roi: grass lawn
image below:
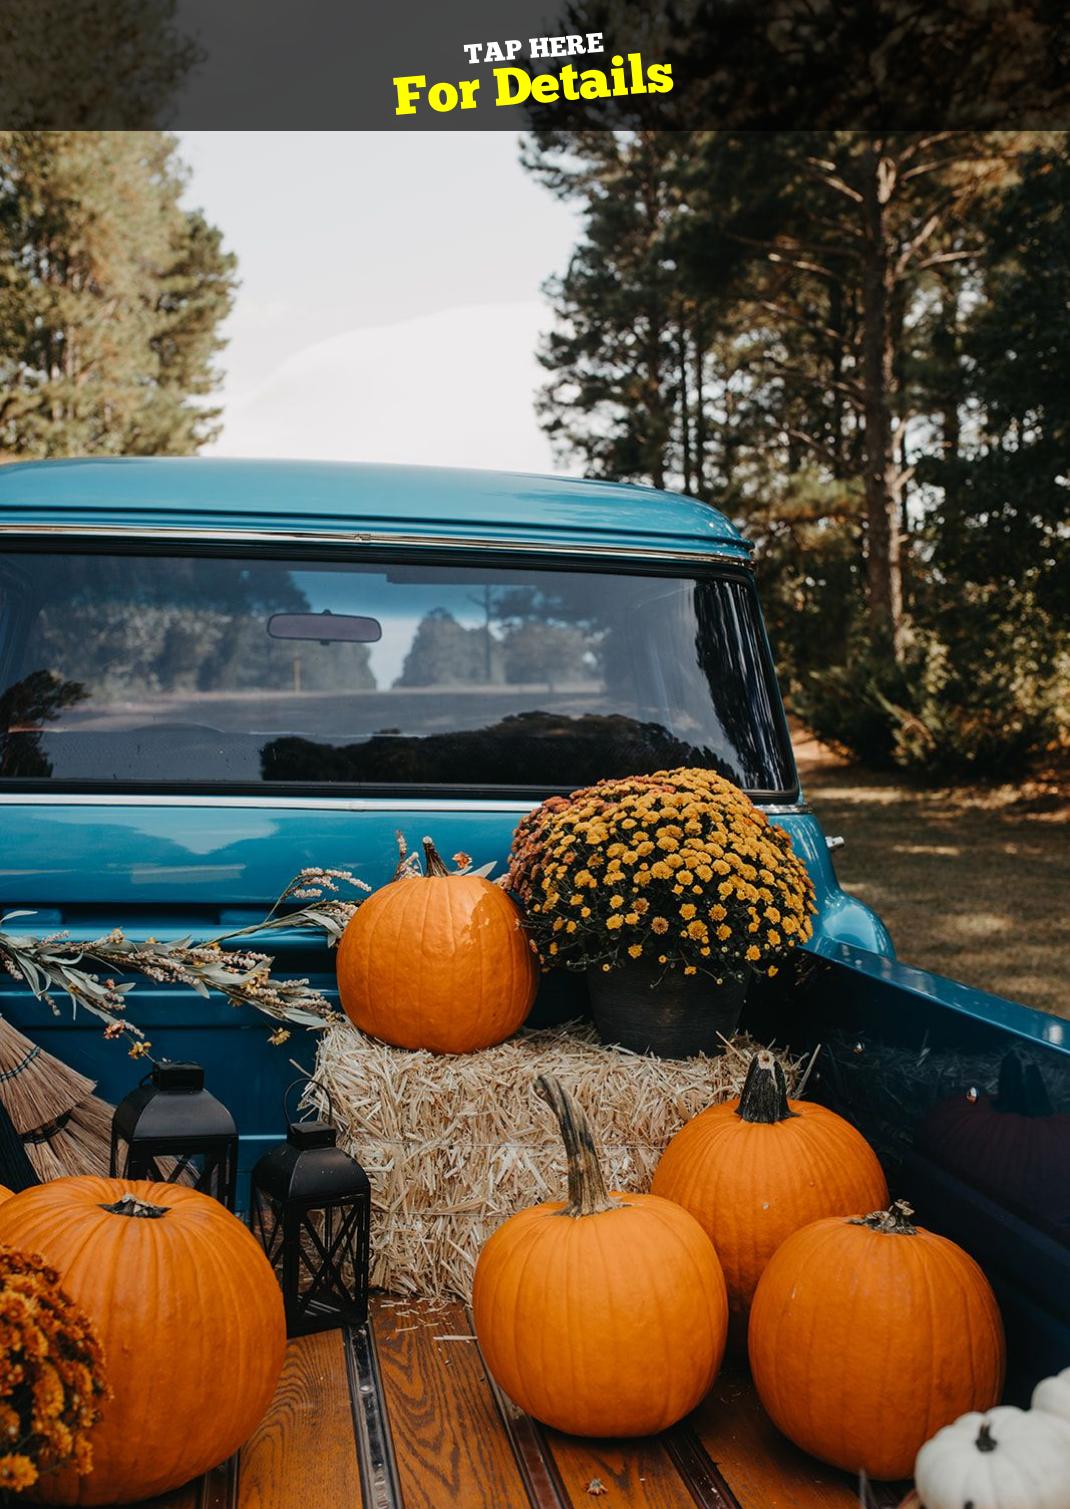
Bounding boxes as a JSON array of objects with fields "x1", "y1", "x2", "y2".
[{"x1": 795, "y1": 733, "x2": 1069, "y2": 1020}]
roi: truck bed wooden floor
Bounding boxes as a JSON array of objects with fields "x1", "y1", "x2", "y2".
[{"x1": 144, "y1": 1298, "x2": 900, "y2": 1508}]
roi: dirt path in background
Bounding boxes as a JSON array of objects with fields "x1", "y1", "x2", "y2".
[{"x1": 793, "y1": 730, "x2": 1070, "y2": 1019}]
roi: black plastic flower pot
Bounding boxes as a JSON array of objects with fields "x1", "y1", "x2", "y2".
[{"x1": 586, "y1": 958, "x2": 748, "y2": 1058}]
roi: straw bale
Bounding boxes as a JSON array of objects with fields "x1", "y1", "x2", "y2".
[{"x1": 312, "y1": 1019, "x2": 803, "y2": 1300}]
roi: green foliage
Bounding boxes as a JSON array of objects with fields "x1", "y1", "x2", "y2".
[
  {"x1": 0, "y1": 0, "x2": 199, "y2": 128},
  {"x1": 524, "y1": 129, "x2": 1070, "y2": 779},
  {"x1": 0, "y1": 132, "x2": 236, "y2": 459},
  {"x1": 798, "y1": 595, "x2": 1064, "y2": 779}
]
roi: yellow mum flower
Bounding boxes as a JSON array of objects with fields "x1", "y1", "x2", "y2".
[
  {"x1": 687, "y1": 920, "x2": 707, "y2": 941},
  {"x1": 716, "y1": 923, "x2": 731, "y2": 941},
  {"x1": 580, "y1": 906, "x2": 591, "y2": 918},
  {"x1": 679, "y1": 903, "x2": 697, "y2": 920},
  {"x1": 633, "y1": 897, "x2": 649, "y2": 915},
  {"x1": 624, "y1": 912, "x2": 639, "y2": 926},
  {"x1": 606, "y1": 915, "x2": 624, "y2": 930},
  {"x1": 677, "y1": 870, "x2": 693, "y2": 886},
  {"x1": 745, "y1": 945, "x2": 761, "y2": 962},
  {"x1": 651, "y1": 916, "x2": 669, "y2": 935},
  {"x1": 709, "y1": 903, "x2": 726, "y2": 921},
  {"x1": 650, "y1": 861, "x2": 672, "y2": 880},
  {"x1": 627, "y1": 944, "x2": 643, "y2": 959},
  {"x1": 767, "y1": 930, "x2": 781, "y2": 947},
  {"x1": 566, "y1": 920, "x2": 577, "y2": 933},
  {"x1": 657, "y1": 834, "x2": 680, "y2": 853},
  {"x1": 609, "y1": 895, "x2": 624, "y2": 909},
  {"x1": 683, "y1": 965, "x2": 698, "y2": 976}
]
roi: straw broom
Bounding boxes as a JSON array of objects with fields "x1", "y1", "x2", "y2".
[{"x1": 0, "y1": 1015, "x2": 114, "y2": 1182}]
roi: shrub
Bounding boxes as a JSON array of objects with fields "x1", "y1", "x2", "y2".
[{"x1": 797, "y1": 593, "x2": 1066, "y2": 779}]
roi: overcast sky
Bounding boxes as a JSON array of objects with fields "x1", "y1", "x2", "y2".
[{"x1": 178, "y1": 133, "x2": 581, "y2": 471}]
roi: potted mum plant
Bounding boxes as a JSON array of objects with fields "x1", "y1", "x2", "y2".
[
  {"x1": 0, "y1": 1242, "x2": 108, "y2": 1500},
  {"x1": 507, "y1": 767, "x2": 815, "y2": 1057}
]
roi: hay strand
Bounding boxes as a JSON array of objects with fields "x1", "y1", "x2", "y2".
[{"x1": 313, "y1": 1018, "x2": 804, "y2": 1300}]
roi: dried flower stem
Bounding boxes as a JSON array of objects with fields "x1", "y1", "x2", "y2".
[{"x1": 0, "y1": 868, "x2": 369, "y2": 1056}]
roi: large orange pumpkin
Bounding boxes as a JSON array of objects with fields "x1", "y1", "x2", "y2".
[
  {"x1": 473, "y1": 1075, "x2": 728, "y2": 1437},
  {"x1": 0, "y1": 1184, "x2": 12, "y2": 1203},
  {"x1": 748, "y1": 1200, "x2": 1005, "y2": 1480},
  {"x1": 0, "y1": 1175, "x2": 286, "y2": 1505},
  {"x1": 337, "y1": 837, "x2": 537, "y2": 1053},
  {"x1": 651, "y1": 1050, "x2": 888, "y2": 1330}
]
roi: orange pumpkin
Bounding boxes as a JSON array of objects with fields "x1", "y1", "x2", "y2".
[
  {"x1": 0, "y1": 1184, "x2": 12, "y2": 1203},
  {"x1": 651, "y1": 1050, "x2": 888, "y2": 1329},
  {"x1": 0, "y1": 1176, "x2": 286, "y2": 1505},
  {"x1": 748, "y1": 1200, "x2": 1005, "y2": 1480},
  {"x1": 337, "y1": 836, "x2": 537, "y2": 1053},
  {"x1": 473, "y1": 1075, "x2": 728, "y2": 1437}
]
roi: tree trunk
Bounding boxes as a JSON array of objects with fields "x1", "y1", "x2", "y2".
[
  {"x1": 859, "y1": 143, "x2": 905, "y2": 659},
  {"x1": 693, "y1": 320, "x2": 707, "y2": 498},
  {"x1": 678, "y1": 323, "x2": 692, "y2": 493}
]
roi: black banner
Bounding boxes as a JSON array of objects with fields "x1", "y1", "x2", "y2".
[{"x1": 1, "y1": 0, "x2": 1068, "y2": 129}]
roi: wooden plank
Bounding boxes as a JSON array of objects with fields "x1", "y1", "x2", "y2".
[
  {"x1": 239, "y1": 1330, "x2": 362, "y2": 1509},
  {"x1": 691, "y1": 1366, "x2": 863, "y2": 1509},
  {"x1": 546, "y1": 1429, "x2": 698, "y2": 1509},
  {"x1": 372, "y1": 1297, "x2": 532, "y2": 1508}
]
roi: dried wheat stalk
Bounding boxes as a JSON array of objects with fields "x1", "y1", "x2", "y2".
[{"x1": 0, "y1": 867, "x2": 368, "y2": 1056}]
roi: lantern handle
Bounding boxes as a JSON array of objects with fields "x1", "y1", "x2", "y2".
[{"x1": 283, "y1": 1075, "x2": 336, "y2": 1128}]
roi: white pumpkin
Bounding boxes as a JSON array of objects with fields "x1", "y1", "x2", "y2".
[
  {"x1": 914, "y1": 1406, "x2": 1070, "y2": 1509},
  {"x1": 1032, "y1": 1367, "x2": 1070, "y2": 1431}
]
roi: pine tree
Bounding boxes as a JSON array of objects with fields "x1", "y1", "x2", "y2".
[{"x1": 0, "y1": 132, "x2": 236, "y2": 459}]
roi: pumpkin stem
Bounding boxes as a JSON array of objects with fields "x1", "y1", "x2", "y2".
[
  {"x1": 736, "y1": 1050, "x2": 798, "y2": 1124},
  {"x1": 100, "y1": 1194, "x2": 169, "y2": 1220},
  {"x1": 421, "y1": 837, "x2": 451, "y2": 878},
  {"x1": 975, "y1": 1421, "x2": 997, "y2": 1453},
  {"x1": 535, "y1": 1075, "x2": 619, "y2": 1218},
  {"x1": 850, "y1": 1199, "x2": 917, "y2": 1235}
]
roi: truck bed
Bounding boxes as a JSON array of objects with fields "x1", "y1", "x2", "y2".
[{"x1": 143, "y1": 1298, "x2": 903, "y2": 1509}]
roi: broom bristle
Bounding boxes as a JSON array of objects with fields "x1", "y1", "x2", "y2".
[
  {"x1": 0, "y1": 1017, "x2": 96, "y2": 1134},
  {"x1": 22, "y1": 1094, "x2": 114, "y2": 1182}
]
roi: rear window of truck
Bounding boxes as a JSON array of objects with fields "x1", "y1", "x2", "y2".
[{"x1": 0, "y1": 551, "x2": 796, "y2": 797}]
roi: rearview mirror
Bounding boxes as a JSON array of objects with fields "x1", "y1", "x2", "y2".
[{"x1": 267, "y1": 611, "x2": 382, "y2": 644}]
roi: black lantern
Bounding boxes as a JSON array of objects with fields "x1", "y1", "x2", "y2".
[
  {"x1": 249, "y1": 1082, "x2": 371, "y2": 1336},
  {"x1": 110, "y1": 1061, "x2": 238, "y2": 1210}
]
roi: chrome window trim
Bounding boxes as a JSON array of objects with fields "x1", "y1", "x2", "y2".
[
  {"x1": 0, "y1": 521, "x2": 749, "y2": 566},
  {"x1": 0, "y1": 792, "x2": 812, "y2": 816}
]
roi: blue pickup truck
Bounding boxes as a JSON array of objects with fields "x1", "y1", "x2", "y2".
[{"x1": 0, "y1": 456, "x2": 1065, "y2": 1425}]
